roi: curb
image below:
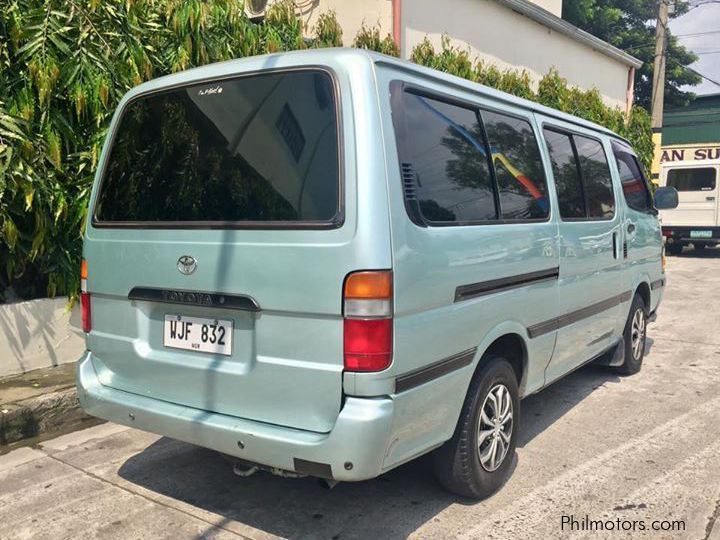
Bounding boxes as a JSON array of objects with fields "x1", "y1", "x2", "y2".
[{"x1": 0, "y1": 386, "x2": 96, "y2": 447}]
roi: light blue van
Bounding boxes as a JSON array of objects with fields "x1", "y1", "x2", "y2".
[{"x1": 76, "y1": 49, "x2": 678, "y2": 498}]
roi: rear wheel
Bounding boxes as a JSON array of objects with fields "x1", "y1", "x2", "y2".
[
  {"x1": 666, "y1": 243, "x2": 682, "y2": 255},
  {"x1": 616, "y1": 294, "x2": 647, "y2": 376},
  {"x1": 433, "y1": 357, "x2": 519, "y2": 498}
]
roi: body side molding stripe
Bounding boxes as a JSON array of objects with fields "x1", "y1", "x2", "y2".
[
  {"x1": 455, "y1": 267, "x2": 560, "y2": 303},
  {"x1": 527, "y1": 291, "x2": 632, "y2": 338},
  {"x1": 395, "y1": 348, "x2": 477, "y2": 393},
  {"x1": 128, "y1": 287, "x2": 260, "y2": 312}
]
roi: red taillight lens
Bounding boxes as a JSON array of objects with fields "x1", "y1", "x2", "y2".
[
  {"x1": 81, "y1": 292, "x2": 91, "y2": 333},
  {"x1": 662, "y1": 228, "x2": 672, "y2": 237},
  {"x1": 343, "y1": 318, "x2": 392, "y2": 372},
  {"x1": 80, "y1": 259, "x2": 91, "y2": 333},
  {"x1": 343, "y1": 270, "x2": 393, "y2": 372}
]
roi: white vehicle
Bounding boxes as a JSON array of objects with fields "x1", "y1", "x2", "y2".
[{"x1": 659, "y1": 159, "x2": 719, "y2": 254}]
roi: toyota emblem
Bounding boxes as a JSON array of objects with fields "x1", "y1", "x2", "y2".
[{"x1": 177, "y1": 255, "x2": 197, "y2": 275}]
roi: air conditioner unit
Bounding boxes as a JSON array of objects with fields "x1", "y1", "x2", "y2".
[{"x1": 246, "y1": 0, "x2": 270, "y2": 21}]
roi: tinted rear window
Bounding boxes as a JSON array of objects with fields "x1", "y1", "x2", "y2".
[
  {"x1": 94, "y1": 70, "x2": 340, "y2": 226},
  {"x1": 396, "y1": 92, "x2": 496, "y2": 223},
  {"x1": 667, "y1": 167, "x2": 717, "y2": 191}
]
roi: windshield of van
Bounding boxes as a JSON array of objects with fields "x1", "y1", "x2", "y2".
[{"x1": 94, "y1": 70, "x2": 340, "y2": 226}]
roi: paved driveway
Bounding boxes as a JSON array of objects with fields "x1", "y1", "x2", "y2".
[{"x1": 1, "y1": 251, "x2": 719, "y2": 540}]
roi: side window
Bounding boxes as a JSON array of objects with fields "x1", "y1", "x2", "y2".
[
  {"x1": 667, "y1": 167, "x2": 717, "y2": 191},
  {"x1": 394, "y1": 91, "x2": 496, "y2": 224},
  {"x1": 573, "y1": 135, "x2": 615, "y2": 219},
  {"x1": 481, "y1": 110, "x2": 550, "y2": 220},
  {"x1": 611, "y1": 141, "x2": 653, "y2": 212},
  {"x1": 543, "y1": 128, "x2": 585, "y2": 219}
]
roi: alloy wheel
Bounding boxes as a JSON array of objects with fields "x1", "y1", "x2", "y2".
[{"x1": 477, "y1": 383, "x2": 513, "y2": 472}]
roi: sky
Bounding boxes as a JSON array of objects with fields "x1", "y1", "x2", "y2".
[{"x1": 669, "y1": 1, "x2": 720, "y2": 95}]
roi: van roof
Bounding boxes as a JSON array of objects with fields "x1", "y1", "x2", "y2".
[{"x1": 124, "y1": 48, "x2": 623, "y2": 141}]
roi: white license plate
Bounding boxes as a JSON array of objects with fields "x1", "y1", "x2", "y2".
[
  {"x1": 690, "y1": 230, "x2": 712, "y2": 238},
  {"x1": 163, "y1": 314, "x2": 232, "y2": 355}
]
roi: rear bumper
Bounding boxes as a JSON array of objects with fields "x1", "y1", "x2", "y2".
[
  {"x1": 663, "y1": 226, "x2": 720, "y2": 244},
  {"x1": 76, "y1": 351, "x2": 394, "y2": 481}
]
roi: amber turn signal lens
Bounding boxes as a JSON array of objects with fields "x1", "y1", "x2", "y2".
[
  {"x1": 80, "y1": 259, "x2": 88, "y2": 280},
  {"x1": 344, "y1": 271, "x2": 392, "y2": 299}
]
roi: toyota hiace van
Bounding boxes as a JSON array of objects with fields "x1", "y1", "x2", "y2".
[{"x1": 77, "y1": 49, "x2": 678, "y2": 498}]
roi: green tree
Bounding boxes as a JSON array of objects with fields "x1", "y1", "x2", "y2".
[
  {"x1": 0, "y1": 0, "x2": 324, "y2": 302},
  {"x1": 562, "y1": 0, "x2": 701, "y2": 109}
]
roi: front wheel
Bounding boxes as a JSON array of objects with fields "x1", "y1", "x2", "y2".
[
  {"x1": 616, "y1": 294, "x2": 647, "y2": 376},
  {"x1": 433, "y1": 357, "x2": 519, "y2": 498}
]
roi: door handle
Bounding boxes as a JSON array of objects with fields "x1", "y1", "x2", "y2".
[
  {"x1": 627, "y1": 223, "x2": 636, "y2": 234},
  {"x1": 612, "y1": 232, "x2": 618, "y2": 259},
  {"x1": 707, "y1": 196, "x2": 716, "y2": 201}
]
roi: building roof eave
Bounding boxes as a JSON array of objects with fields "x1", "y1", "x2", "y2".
[{"x1": 494, "y1": 0, "x2": 643, "y2": 69}]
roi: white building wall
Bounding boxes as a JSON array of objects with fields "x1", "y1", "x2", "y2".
[
  {"x1": 299, "y1": 0, "x2": 393, "y2": 46},
  {"x1": 299, "y1": 0, "x2": 631, "y2": 110},
  {"x1": 0, "y1": 298, "x2": 84, "y2": 377},
  {"x1": 531, "y1": 0, "x2": 561, "y2": 17},
  {"x1": 403, "y1": 0, "x2": 629, "y2": 109}
]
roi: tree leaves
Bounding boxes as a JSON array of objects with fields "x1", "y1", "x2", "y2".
[{"x1": 562, "y1": 0, "x2": 701, "y2": 109}]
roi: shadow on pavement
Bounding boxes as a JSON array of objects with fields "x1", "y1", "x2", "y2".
[
  {"x1": 117, "y1": 357, "x2": 647, "y2": 538},
  {"x1": 669, "y1": 245, "x2": 720, "y2": 259}
]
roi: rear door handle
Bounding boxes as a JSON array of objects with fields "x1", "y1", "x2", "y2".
[
  {"x1": 627, "y1": 223, "x2": 636, "y2": 234},
  {"x1": 612, "y1": 232, "x2": 618, "y2": 259},
  {"x1": 707, "y1": 196, "x2": 716, "y2": 201}
]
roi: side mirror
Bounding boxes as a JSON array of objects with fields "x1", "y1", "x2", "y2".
[{"x1": 654, "y1": 186, "x2": 679, "y2": 210}]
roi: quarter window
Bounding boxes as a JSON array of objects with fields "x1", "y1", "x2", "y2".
[
  {"x1": 573, "y1": 135, "x2": 615, "y2": 219},
  {"x1": 667, "y1": 167, "x2": 717, "y2": 191},
  {"x1": 481, "y1": 110, "x2": 550, "y2": 219},
  {"x1": 393, "y1": 91, "x2": 496, "y2": 224},
  {"x1": 543, "y1": 129, "x2": 585, "y2": 219}
]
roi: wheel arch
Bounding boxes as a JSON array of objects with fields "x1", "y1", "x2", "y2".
[
  {"x1": 634, "y1": 280, "x2": 651, "y2": 313},
  {"x1": 470, "y1": 322, "x2": 529, "y2": 397}
]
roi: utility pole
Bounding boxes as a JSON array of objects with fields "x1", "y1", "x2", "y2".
[{"x1": 650, "y1": 0, "x2": 670, "y2": 183}]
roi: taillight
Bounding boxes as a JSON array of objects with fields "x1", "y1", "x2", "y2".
[
  {"x1": 662, "y1": 228, "x2": 672, "y2": 237},
  {"x1": 343, "y1": 270, "x2": 392, "y2": 372},
  {"x1": 80, "y1": 259, "x2": 91, "y2": 333}
]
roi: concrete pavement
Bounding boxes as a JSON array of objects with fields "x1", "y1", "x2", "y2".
[{"x1": 1, "y1": 251, "x2": 719, "y2": 539}]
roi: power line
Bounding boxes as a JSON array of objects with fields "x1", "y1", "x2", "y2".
[
  {"x1": 687, "y1": 66, "x2": 720, "y2": 88},
  {"x1": 675, "y1": 29, "x2": 720, "y2": 38}
]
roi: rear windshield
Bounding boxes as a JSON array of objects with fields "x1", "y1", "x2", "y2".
[
  {"x1": 666, "y1": 167, "x2": 716, "y2": 192},
  {"x1": 94, "y1": 70, "x2": 341, "y2": 227}
]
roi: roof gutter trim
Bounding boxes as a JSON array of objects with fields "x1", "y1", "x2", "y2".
[{"x1": 495, "y1": 0, "x2": 643, "y2": 69}]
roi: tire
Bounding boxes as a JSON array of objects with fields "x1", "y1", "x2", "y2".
[
  {"x1": 616, "y1": 294, "x2": 647, "y2": 376},
  {"x1": 666, "y1": 243, "x2": 682, "y2": 255},
  {"x1": 433, "y1": 356, "x2": 519, "y2": 499}
]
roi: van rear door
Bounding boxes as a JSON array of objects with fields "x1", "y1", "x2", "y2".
[
  {"x1": 83, "y1": 67, "x2": 386, "y2": 433},
  {"x1": 661, "y1": 165, "x2": 719, "y2": 226}
]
